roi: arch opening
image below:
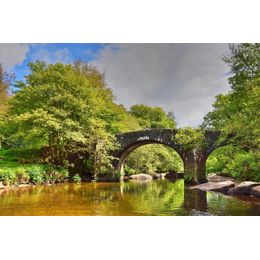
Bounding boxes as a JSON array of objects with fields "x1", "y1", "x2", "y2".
[{"x1": 117, "y1": 142, "x2": 184, "y2": 177}]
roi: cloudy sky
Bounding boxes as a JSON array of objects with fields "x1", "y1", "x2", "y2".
[{"x1": 0, "y1": 43, "x2": 231, "y2": 127}]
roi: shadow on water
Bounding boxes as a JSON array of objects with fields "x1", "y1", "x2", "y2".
[{"x1": 0, "y1": 179, "x2": 259, "y2": 216}]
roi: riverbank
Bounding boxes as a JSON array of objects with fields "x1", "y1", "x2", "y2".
[
  {"x1": 191, "y1": 174, "x2": 260, "y2": 197},
  {"x1": 1, "y1": 173, "x2": 260, "y2": 199}
]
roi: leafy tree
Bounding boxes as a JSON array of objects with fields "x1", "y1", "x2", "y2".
[
  {"x1": 203, "y1": 43, "x2": 260, "y2": 181},
  {"x1": 175, "y1": 127, "x2": 205, "y2": 150},
  {"x1": 223, "y1": 43, "x2": 260, "y2": 89},
  {"x1": 124, "y1": 144, "x2": 183, "y2": 174},
  {"x1": 8, "y1": 62, "x2": 118, "y2": 177},
  {"x1": 203, "y1": 44, "x2": 260, "y2": 151},
  {"x1": 130, "y1": 104, "x2": 176, "y2": 129},
  {"x1": 0, "y1": 64, "x2": 14, "y2": 148}
]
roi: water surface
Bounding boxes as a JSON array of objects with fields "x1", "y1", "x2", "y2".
[{"x1": 0, "y1": 179, "x2": 259, "y2": 216}]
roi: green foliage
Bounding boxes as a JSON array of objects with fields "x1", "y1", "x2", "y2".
[
  {"x1": 27, "y1": 165, "x2": 45, "y2": 184},
  {"x1": 0, "y1": 169, "x2": 17, "y2": 185},
  {"x1": 124, "y1": 144, "x2": 183, "y2": 174},
  {"x1": 6, "y1": 61, "x2": 125, "y2": 176},
  {"x1": 223, "y1": 43, "x2": 260, "y2": 89},
  {"x1": 130, "y1": 104, "x2": 176, "y2": 129},
  {"x1": 175, "y1": 127, "x2": 205, "y2": 150},
  {"x1": 42, "y1": 165, "x2": 69, "y2": 183},
  {"x1": 206, "y1": 146, "x2": 260, "y2": 182},
  {"x1": 203, "y1": 43, "x2": 260, "y2": 181},
  {"x1": 14, "y1": 168, "x2": 30, "y2": 184},
  {"x1": 72, "y1": 174, "x2": 81, "y2": 183}
]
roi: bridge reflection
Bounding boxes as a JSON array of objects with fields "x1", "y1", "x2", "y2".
[{"x1": 184, "y1": 188, "x2": 207, "y2": 213}]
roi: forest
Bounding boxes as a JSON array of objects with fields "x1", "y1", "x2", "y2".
[{"x1": 0, "y1": 43, "x2": 259, "y2": 186}]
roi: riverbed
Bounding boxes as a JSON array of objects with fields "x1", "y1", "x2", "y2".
[{"x1": 0, "y1": 179, "x2": 259, "y2": 216}]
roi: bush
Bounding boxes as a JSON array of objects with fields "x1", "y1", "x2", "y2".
[
  {"x1": 43, "y1": 165, "x2": 69, "y2": 183},
  {"x1": 27, "y1": 165, "x2": 44, "y2": 184},
  {"x1": 72, "y1": 174, "x2": 81, "y2": 183},
  {"x1": 227, "y1": 153, "x2": 259, "y2": 181},
  {"x1": 0, "y1": 169, "x2": 18, "y2": 185},
  {"x1": 14, "y1": 168, "x2": 30, "y2": 184}
]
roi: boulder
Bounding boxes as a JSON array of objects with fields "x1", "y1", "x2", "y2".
[
  {"x1": 152, "y1": 174, "x2": 160, "y2": 180},
  {"x1": 251, "y1": 185, "x2": 260, "y2": 197},
  {"x1": 96, "y1": 175, "x2": 119, "y2": 182},
  {"x1": 191, "y1": 181, "x2": 235, "y2": 193},
  {"x1": 207, "y1": 173, "x2": 234, "y2": 182},
  {"x1": 228, "y1": 181, "x2": 259, "y2": 195},
  {"x1": 129, "y1": 174, "x2": 153, "y2": 181},
  {"x1": 165, "y1": 172, "x2": 178, "y2": 180},
  {"x1": 152, "y1": 173, "x2": 166, "y2": 179},
  {"x1": 0, "y1": 181, "x2": 8, "y2": 190}
]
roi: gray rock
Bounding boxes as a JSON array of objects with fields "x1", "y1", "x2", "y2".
[
  {"x1": 96, "y1": 175, "x2": 119, "y2": 182},
  {"x1": 191, "y1": 181, "x2": 235, "y2": 193},
  {"x1": 228, "y1": 181, "x2": 259, "y2": 195},
  {"x1": 129, "y1": 174, "x2": 153, "y2": 181},
  {"x1": 0, "y1": 181, "x2": 8, "y2": 189},
  {"x1": 152, "y1": 173, "x2": 166, "y2": 179},
  {"x1": 207, "y1": 173, "x2": 234, "y2": 182},
  {"x1": 152, "y1": 174, "x2": 160, "y2": 180},
  {"x1": 251, "y1": 185, "x2": 260, "y2": 197}
]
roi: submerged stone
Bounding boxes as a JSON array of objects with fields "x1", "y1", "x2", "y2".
[
  {"x1": 191, "y1": 181, "x2": 235, "y2": 193},
  {"x1": 228, "y1": 181, "x2": 259, "y2": 195},
  {"x1": 251, "y1": 186, "x2": 260, "y2": 197},
  {"x1": 0, "y1": 182, "x2": 8, "y2": 190},
  {"x1": 129, "y1": 174, "x2": 153, "y2": 181}
]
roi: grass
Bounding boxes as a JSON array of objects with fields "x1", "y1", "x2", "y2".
[{"x1": 0, "y1": 148, "x2": 41, "y2": 170}]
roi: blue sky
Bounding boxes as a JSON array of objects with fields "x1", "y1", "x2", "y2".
[
  {"x1": 11, "y1": 43, "x2": 107, "y2": 82},
  {"x1": 0, "y1": 43, "x2": 230, "y2": 127}
]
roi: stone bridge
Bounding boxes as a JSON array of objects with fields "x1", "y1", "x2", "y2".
[{"x1": 115, "y1": 129, "x2": 227, "y2": 184}]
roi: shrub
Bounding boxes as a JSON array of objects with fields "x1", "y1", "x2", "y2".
[
  {"x1": 27, "y1": 165, "x2": 44, "y2": 184},
  {"x1": 42, "y1": 165, "x2": 69, "y2": 183},
  {"x1": 14, "y1": 168, "x2": 30, "y2": 184},
  {"x1": 0, "y1": 169, "x2": 18, "y2": 185},
  {"x1": 227, "y1": 152, "x2": 259, "y2": 181},
  {"x1": 72, "y1": 174, "x2": 81, "y2": 183}
]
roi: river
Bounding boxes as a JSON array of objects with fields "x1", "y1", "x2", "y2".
[{"x1": 0, "y1": 179, "x2": 259, "y2": 216}]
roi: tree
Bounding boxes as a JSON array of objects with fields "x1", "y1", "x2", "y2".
[
  {"x1": 0, "y1": 63, "x2": 14, "y2": 148},
  {"x1": 223, "y1": 43, "x2": 260, "y2": 89},
  {"x1": 124, "y1": 144, "x2": 183, "y2": 174},
  {"x1": 130, "y1": 104, "x2": 176, "y2": 129},
  {"x1": 202, "y1": 43, "x2": 260, "y2": 181},
  {"x1": 203, "y1": 44, "x2": 260, "y2": 152},
  {"x1": 8, "y1": 62, "x2": 119, "y2": 177}
]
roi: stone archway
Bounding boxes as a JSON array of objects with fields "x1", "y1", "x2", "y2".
[{"x1": 115, "y1": 129, "x2": 226, "y2": 184}]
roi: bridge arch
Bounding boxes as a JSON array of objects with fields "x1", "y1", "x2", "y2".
[
  {"x1": 116, "y1": 139, "x2": 184, "y2": 175},
  {"x1": 115, "y1": 129, "x2": 229, "y2": 184}
]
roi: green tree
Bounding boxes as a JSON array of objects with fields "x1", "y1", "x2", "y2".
[
  {"x1": 130, "y1": 104, "x2": 176, "y2": 129},
  {"x1": 0, "y1": 64, "x2": 14, "y2": 148},
  {"x1": 223, "y1": 43, "x2": 260, "y2": 89},
  {"x1": 203, "y1": 43, "x2": 260, "y2": 181},
  {"x1": 124, "y1": 144, "x2": 183, "y2": 174},
  {"x1": 175, "y1": 127, "x2": 205, "y2": 150},
  {"x1": 8, "y1": 62, "x2": 118, "y2": 176}
]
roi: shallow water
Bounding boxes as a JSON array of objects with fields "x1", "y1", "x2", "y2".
[{"x1": 0, "y1": 179, "x2": 259, "y2": 216}]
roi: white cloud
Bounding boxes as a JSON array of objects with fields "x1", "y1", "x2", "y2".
[
  {"x1": 0, "y1": 43, "x2": 29, "y2": 70},
  {"x1": 92, "y1": 44, "x2": 231, "y2": 127},
  {"x1": 31, "y1": 47, "x2": 71, "y2": 64}
]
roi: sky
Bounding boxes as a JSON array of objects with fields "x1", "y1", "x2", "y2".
[{"x1": 0, "y1": 43, "x2": 231, "y2": 127}]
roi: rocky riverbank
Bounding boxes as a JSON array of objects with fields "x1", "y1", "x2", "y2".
[{"x1": 191, "y1": 174, "x2": 260, "y2": 198}]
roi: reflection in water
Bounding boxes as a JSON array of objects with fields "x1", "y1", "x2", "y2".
[
  {"x1": 184, "y1": 189, "x2": 207, "y2": 213},
  {"x1": 0, "y1": 179, "x2": 259, "y2": 216}
]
